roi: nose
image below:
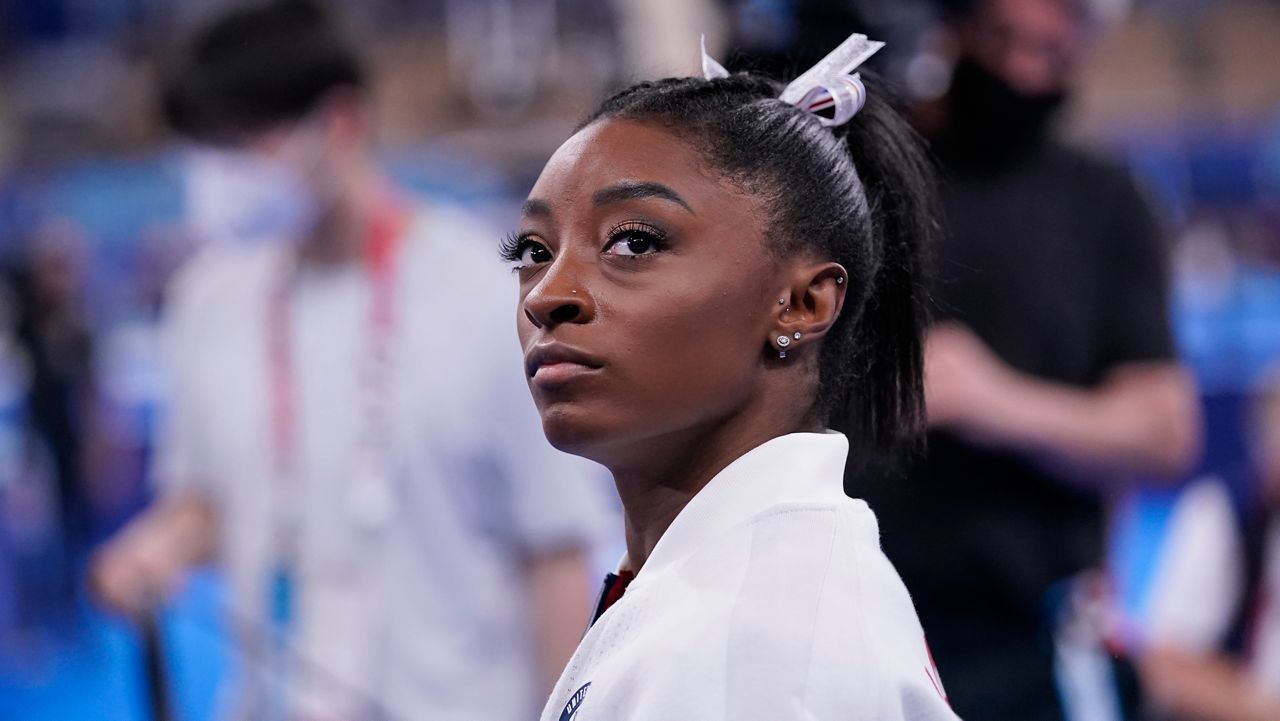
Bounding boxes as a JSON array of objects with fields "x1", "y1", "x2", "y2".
[{"x1": 521, "y1": 258, "x2": 594, "y2": 329}]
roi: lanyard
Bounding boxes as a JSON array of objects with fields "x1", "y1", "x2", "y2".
[
  {"x1": 268, "y1": 206, "x2": 404, "y2": 463},
  {"x1": 261, "y1": 204, "x2": 408, "y2": 714},
  {"x1": 266, "y1": 204, "x2": 407, "y2": 542}
]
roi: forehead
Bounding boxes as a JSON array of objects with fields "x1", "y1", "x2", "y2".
[{"x1": 527, "y1": 118, "x2": 751, "y2": 216}]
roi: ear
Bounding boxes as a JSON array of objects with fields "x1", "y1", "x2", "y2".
[{"x1": 771, "y1": 262, "x2": 847, "y2": 356}]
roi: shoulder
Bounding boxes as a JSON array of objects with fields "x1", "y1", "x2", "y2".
[
  {"x1": 821, "y1": 503, "x2": 955, "y2": 716},
  {"x1": 164, "y1": 244, "x2": 275, "y2": 328},
  {"x1": 1043, "y1": 139, "x2": 1121, "y2": 176},
  {"x1": 721, "y1": 499, "x2": 894, "y2": 613},
  {"x1": 714, "y1": 500, "x2": 926, "y2": 657},
  {"x1": 701, "y1": 502, "x2": 955, "y2": 717},
  {"x1": 402, "y1": 201, "x2": 507, "y2": 280},
  {"x1": 1045, "y1": 141, "x2": 1151, "y2": 205},
  {"x1": 401, "y1": 200, "x2": 517, "y2": 317}
]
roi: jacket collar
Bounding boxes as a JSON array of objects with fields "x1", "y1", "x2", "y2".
[{"x1": 621, "y1": 431, "x2": 851, "y2": 578}]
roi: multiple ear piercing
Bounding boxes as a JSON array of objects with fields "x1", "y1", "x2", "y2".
[{"x1": 772, "y1": 274, "x2": 843, "y2": 358}]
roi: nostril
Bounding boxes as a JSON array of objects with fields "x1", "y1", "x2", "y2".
[
  {"x1": 524, "y1": 307, "x2": 542, "y2": 328},
  {"x1": 549, "y1": 303, "x2": 580, "y2": 324}
]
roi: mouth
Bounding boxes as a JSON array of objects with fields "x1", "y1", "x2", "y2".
[{"x1": 524, "y1": 342, "x2": 604, "y2": 386}]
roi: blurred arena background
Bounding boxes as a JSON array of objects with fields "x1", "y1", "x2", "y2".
[{"x1": 0, "y1": 1, "x2": 1277, "y2": 719}]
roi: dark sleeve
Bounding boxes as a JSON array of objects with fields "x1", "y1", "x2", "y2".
[{"x1": 1099, "y1": 167, "x2": 1177, "y2": 367}]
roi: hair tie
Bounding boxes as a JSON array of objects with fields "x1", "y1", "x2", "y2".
[{"x1": 700, "y1": 32, "x2": 883, "y2": 127}]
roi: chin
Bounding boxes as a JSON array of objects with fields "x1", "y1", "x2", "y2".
[{"x1": 536, "y1": 401, "x2": 616, "y2": 462}]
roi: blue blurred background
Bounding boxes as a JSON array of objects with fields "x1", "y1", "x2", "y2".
[{"x1": 0, "y1": 0, "x2": 1277, "y2": 719}]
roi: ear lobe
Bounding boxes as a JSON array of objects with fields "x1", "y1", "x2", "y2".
[{"x1": 774, "y1": 263, "x2": 847, "y2": 349}]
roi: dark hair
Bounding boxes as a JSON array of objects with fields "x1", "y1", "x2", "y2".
[
  {"x1": 582, "y1": 72, "x2": 938, "y2": 451},
  {"x1": 162, "y1": 0, "x2": 364, "y2": 140}
]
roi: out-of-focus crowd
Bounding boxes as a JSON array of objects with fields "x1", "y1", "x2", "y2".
[{"x1": 0, "y1": 1, "x2": 1278, "y2": 720}]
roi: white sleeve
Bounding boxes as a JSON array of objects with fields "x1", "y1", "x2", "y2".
[
  {"x1": 749, "y1": 508, "x2": 962, "y2": 721},
  {"x1": 149, "y1": 254, "x2": 220, "y2": 499},
  {"x1": 1138, "y1": 478, "x2": 1244, "y2": 653},
  {"x1": 858, "y1": 550, "x2": 963, "y2": 720}
]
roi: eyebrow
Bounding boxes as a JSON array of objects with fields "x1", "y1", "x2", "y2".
[
  {"x1": 521, "y1": 198, "x2": 552, "y2": 218},
  {"x1": 592, "y1": 181, "x2": 695, "y2": 215},
  {"x1": 519, "y1": 180, "x2": 696, "y2": 219}
]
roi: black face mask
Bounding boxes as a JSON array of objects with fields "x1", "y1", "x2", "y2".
[{"x1": 935, "y1": 56, "x2": 1066, "y2": 168}]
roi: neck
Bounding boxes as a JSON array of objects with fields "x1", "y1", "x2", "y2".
[
  {"x1": 609, "y1": 381, "x2": 822, "y2": 573},
  {"x1": 295, "y1": 163, "x2": 386, "y2": 268}
]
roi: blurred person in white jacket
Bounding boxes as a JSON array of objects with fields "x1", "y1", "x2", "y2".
[
  {"x1": 505, "y1": 34, "x2": 959, "y2": 721},
  {"x1": 1134, "y1": 371, "x2": 1280, "y2": 721},
  {"x1": 90, "y1": 3, "x2": 609, "y2": 719}
]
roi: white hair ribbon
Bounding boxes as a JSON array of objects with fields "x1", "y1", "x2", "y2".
[
  {"x1": 781, "y1": 33, "x2": 883, "y2": 127},
  {"x1": 700, "y1": 31, "x2": 884, "y2": 127},
  {"x1": 790, "y1": 72, "x2": 870, "y2": 127},
  {"x1": 700, "y1": 35, "x2": 730, "y2": 80}
]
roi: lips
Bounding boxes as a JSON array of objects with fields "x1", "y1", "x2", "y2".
[{"x1": 524, "y1": 342, "x2": 604, "y2": 385}]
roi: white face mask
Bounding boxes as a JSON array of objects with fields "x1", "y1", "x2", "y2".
[{"x1": 182, "y1": 123, "x2": 328, "y2": 247}]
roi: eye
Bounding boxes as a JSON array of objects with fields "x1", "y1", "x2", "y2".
[
  {"x1": 603, "y1": 222, "x2": 667, "y2": 258},
  {"x1": 500, "y1": 232, "x2": 553, "y2": 269},
  {"x1": 519, "y1": 241, "x2": 553, "y2": 266}
]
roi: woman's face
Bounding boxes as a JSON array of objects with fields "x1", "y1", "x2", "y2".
[{"x1": 512, "y1": 119, "x2": 790, "y2": 463}]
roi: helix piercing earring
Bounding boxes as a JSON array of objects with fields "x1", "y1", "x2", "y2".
[{"x1": 835, "y1": 276, "x2": 845, "y2": 285}]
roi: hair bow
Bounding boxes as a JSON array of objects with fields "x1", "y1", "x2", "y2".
[{"x1": 700, "y1": 32, "x2": 884, "y2": 127}]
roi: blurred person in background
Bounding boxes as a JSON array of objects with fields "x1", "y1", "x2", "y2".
[
  {"x1": 89, "y1": 2, "x2": 607, "y2": 719},
  {"x1": 846, "y1": 0, "x2": 1202, "y2": 719},
  {"x1": 1131, "y1": 369, "x2": 1280, "y2": 721},
  {"x1": 10, "y1": 220, "x2": 98, "y2": 600},
  {"x1": 0, "y1": 267, "x2": 45, "y2": 642}
]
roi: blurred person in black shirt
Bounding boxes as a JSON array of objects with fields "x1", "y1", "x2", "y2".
[
  {"x1": 845, "y1": 1, "x2": 1202, "y2": 719},
  {"x1": 12, "y1": 222, "x2": 96, "y2": 563}
]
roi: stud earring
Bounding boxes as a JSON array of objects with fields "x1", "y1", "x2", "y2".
[
  {"x1": 835, "y1": 276, "x2": 845, "y2": 285},
  {"x1": 778, "y1": 298, "x2": 785, "y2": 305},
  {"x1": 793, "y1": 332, "x2": 802, "y2": 340},
  {"x1": 776, "y1": 334, "x2": 791, "y2": 359}
]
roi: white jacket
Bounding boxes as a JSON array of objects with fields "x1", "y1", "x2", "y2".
[{"x1": 541, "y1": 432, "x2": 961, "y2": 721}]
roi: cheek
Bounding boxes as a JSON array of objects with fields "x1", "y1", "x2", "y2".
[
  {"x1": 602, "y1": 279, "x2": 765, "y2": 422},
  {"x1": 535, "y1": 282, "x2": 768, "y2": 457}
]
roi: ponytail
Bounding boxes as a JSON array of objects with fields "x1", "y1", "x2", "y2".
[{"x1": 834, "y1": 78, "x2": 938, "y2": 452}]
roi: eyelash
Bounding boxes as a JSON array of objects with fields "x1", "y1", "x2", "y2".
[
  {"x1": 498, "y1": 221, "x2": 670, "y2": 268},
  {"x1": 499, "y1": 231, "x2": 531, "y2": 264},
  {"x1": 604, "y1": 221, "x2": 668, "y2": 256}
]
